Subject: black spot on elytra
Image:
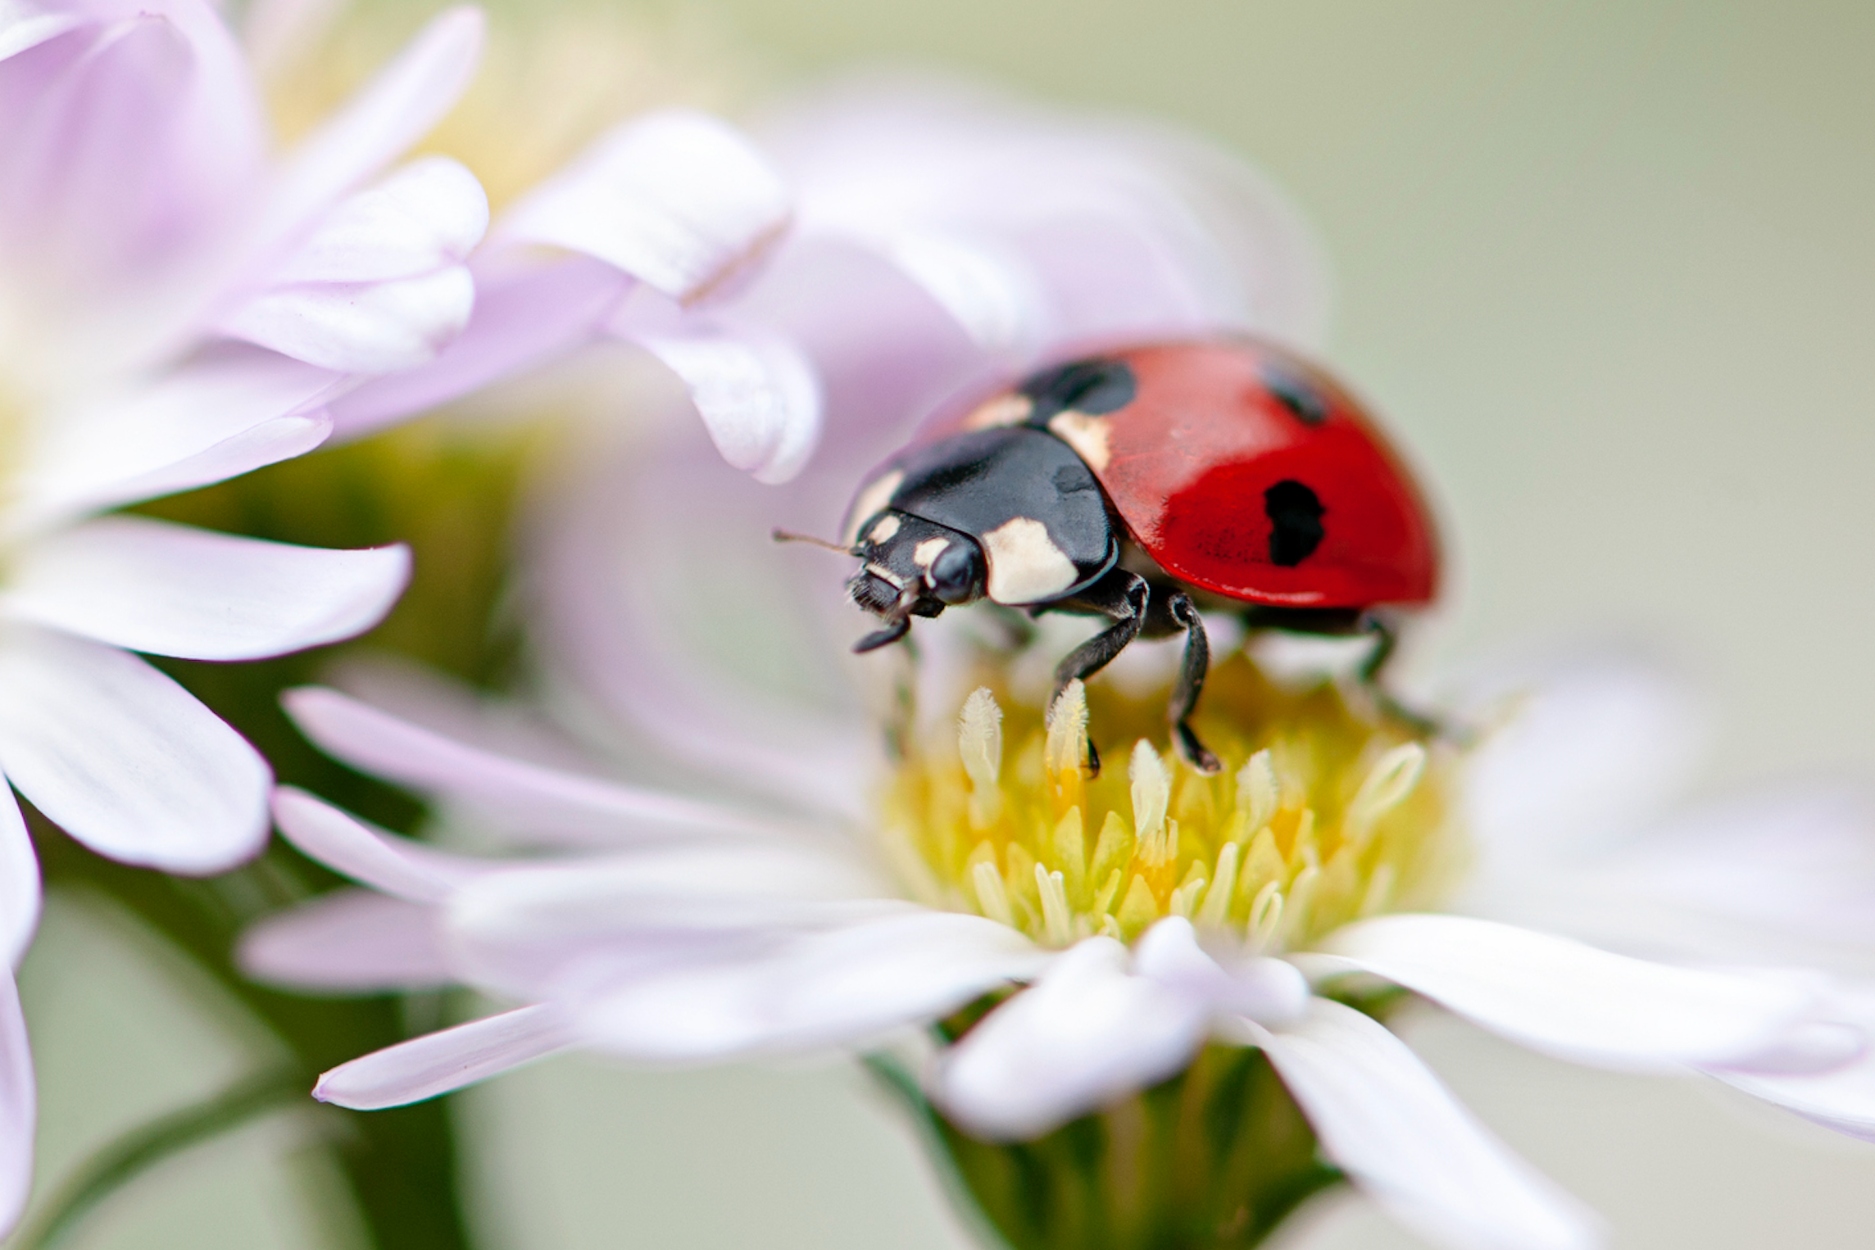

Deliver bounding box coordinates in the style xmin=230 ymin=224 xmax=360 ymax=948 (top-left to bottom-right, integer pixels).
xmin=1261 ymin=365 xmax=1329 ymax=426
xmin=1265 ymin=480 xmax=1325 ymax=566
xmin=1019 ymin=358 xmax=1136 ymax=421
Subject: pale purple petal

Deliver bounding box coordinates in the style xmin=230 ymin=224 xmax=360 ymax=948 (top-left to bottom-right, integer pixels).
xmin=15 ymin=345 xmax=338 ymax=529
xmin=0 ymin=3 xmax=82 ymax=62
xmin=326 ymin=253 xmax=630 ymax=438
xmin=567 ymin=910 xmax=1043 ymax=1061
xmin=314 ymin=1005 xmax=569 ymax=1110
xmin=497 ymin=109 xmax=789 ymax=302
xmin=0 ymin=971 xmax=33 ymax=1237
xmin=629 ymin=330 xmax=822 ymax=484
xmin=238 ymin=889 xmax=451 ymax=993
xmin=252 ymin=7 xmax=481 ymax=262
xmin=1250 ymin=998 xmax=1598 ymax=1250
xmin=0 ymin=786 xmax=39 ymax=968
xmin=282 ymin=686 xmax=805 ymax=841
xmin=1461 ymin=655 xmax=1706 ymax=866
xmin=219 ymin=265 xmax=475 ymax=373
xmin=935 ymin=937 xmax=1211 ymax=1140
xmin=0 ymin=628 xmax=268 ymax=872
xmin=763 ymin=80 xmax=1329 ymax=361
xmin=264 ymin=156 xmax=487 ymax=285
xmin=529 ymin=443 xmax=879 ymax=821
xmin=0 ymin=2 xmax=266 ymax=308
xmin=1 ymin=517 xmax=408 ymax=659
xmin=714 ymin=235 xmax=992 ymax=450
xmin=270 ymin=787 xmax=487 ymax=903
xmin=1308 ymin=914 xmax=1817 ymax=1071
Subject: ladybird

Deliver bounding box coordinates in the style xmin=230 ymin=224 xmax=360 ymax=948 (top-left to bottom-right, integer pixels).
xmin=797 ymin=339 xmax=1439 ymax=773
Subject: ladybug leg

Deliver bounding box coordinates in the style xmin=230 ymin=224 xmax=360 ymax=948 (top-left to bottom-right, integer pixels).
xmin=1357 ymin=614 xmax=1445 ymax=738
xmin=1049 ymin=569 xmax=1150 ymax=776
xmin=1164 ymin=592 xmax=1221 ymax=775
xmin=853 ymin=616 xmax=912 ymax=653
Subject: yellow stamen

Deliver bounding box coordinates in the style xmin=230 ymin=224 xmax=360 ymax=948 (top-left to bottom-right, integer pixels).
xmin=959 ymin=687 xmax=1004 ymax=828
xmin=881 ymin=653 xmax=1469 ymax=951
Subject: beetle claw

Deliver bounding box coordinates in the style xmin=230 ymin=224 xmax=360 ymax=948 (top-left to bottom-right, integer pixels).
xmin=1173 ymin=722 xmax=1222 ymax=775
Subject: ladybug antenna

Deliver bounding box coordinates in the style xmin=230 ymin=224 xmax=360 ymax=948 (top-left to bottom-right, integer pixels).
xmin=772 ymin=528 xmax=856 ymax=556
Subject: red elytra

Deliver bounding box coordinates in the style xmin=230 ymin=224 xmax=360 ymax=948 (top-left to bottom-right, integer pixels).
xmin=937 ymin=339 xmax=1440 ymax=611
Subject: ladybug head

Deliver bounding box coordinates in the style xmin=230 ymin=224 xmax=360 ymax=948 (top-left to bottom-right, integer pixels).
xmin=845 ymin=509 xmax=987 ymax=650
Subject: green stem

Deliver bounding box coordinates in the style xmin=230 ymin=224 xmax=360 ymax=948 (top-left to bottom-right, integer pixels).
xmin=32 ymin=820 xmax=479 ymax=1250
xmin=881 ymin=1037 xmax=1343 ymax=1250
xmin=16 ymin=1070 xmax=305 ymax=1250
xmin=861 ymin=1053 xmax=1015 ymax=1250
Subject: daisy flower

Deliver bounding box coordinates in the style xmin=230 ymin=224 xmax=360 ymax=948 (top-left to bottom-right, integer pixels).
xmin=327 ymin=76 xmax=1323 ymax=488
xmin=237 ymin=90 xmax=1875 ymax=1250
xmin=0 ymin=0 xmax=778 ymax=1230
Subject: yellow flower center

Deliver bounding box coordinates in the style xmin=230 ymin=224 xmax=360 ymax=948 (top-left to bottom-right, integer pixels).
xmin=880 ymin=653 xmax=1469 ymax=951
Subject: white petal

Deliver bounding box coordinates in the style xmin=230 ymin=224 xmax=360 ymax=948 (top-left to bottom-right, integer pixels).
xmin=0 ymin=971 xmax=33 ymax=1237
xmin=1 ymin=517 xmax=408 ymax=660
xmin=76 ymin=413 xmax=334 ymax=517
xmin=1562 ymin=788 xmax=1875 ymax=968
xmin=0 ymin=629 xmax=267 ymax=872
xmin=935 ymin=937 xmax=1211 ymax=1140
xmin=445 ymin=848 xmax=889 ymax=998
xmin=1720 ymin=1048 xmax=1875 ymax=1140
xmin=0 ymin=786 xmax=39 ymax=968
xmin=238 ymin=889 xmax=451 ymax=993
xmin=0 ymin=3 xmax=81 ymax=62
xmin=271 ymin=787 xmax=487 ymax=903
xmin=569 ymin=910 xmax=1043 ymax=1061
xmin=220 ymin=264 xmax=475 ymax=373
xmin=498 ymin=109 xmax=790 ymax=302
xmin=1134 ymin=917 xmax=1309 ymax=1025
xmin=282 ymin=686 xmax=803 ymax=842
xmin=266 ymin=156 xmax=488 ymax=285
xmin=256 ymin=7 xmax=482 ymax=259
xmin=325 ymin=253 xmax=629 ymax=439
xmin=630 ymin=330 xmax=822 ymax=483
xmin=314 ymin=1005 xmax=569 ymax=1110
xmin=1308 ymin=914 xmax=1816 ymax=1070
xmin=1461 ymin=655 xmax=1705 ymax=863
xmin=15 ymin=347 xmax=338 ymax=530
xmin=1250 ymin=998 xmax=1597 ymax=1250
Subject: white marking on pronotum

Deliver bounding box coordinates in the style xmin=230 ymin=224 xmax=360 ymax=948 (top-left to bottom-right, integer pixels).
xmin=842 ymin=470 xmax=903 ymax=545
xmin=980 ymin=516 xmax=1077 ymax=604
xmin=868 ymin=514 xmax=902 ymax=544
xmin=912 ymin=536 xmax=950 ymax=569
xmin=1047 ymin=411 xmax=1113 ymax=471
xmin=963 ymin=393 xmax=1033 ymax=430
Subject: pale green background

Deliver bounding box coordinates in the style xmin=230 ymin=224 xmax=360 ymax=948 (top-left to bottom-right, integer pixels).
xmin=22 ymin=1 xmax=1875 ymax=1247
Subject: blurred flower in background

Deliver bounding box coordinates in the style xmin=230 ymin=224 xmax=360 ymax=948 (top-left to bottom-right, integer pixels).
xmin=0 ymin=0 xmax=804 ymax=1243
xmin=0 ymin=0 xmax=528 ymax=1228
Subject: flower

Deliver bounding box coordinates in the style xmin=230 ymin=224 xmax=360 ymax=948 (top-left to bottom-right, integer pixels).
xmin=324 ymin=76 xmax=1325 ymax=487
xmin=247 ymin=657 xmax=1875 ymax=1250
xmin=235 ymin=91 xmax=1875 ymax=1250
xmin=0 ymin=0 xmax=516 ymax=1228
